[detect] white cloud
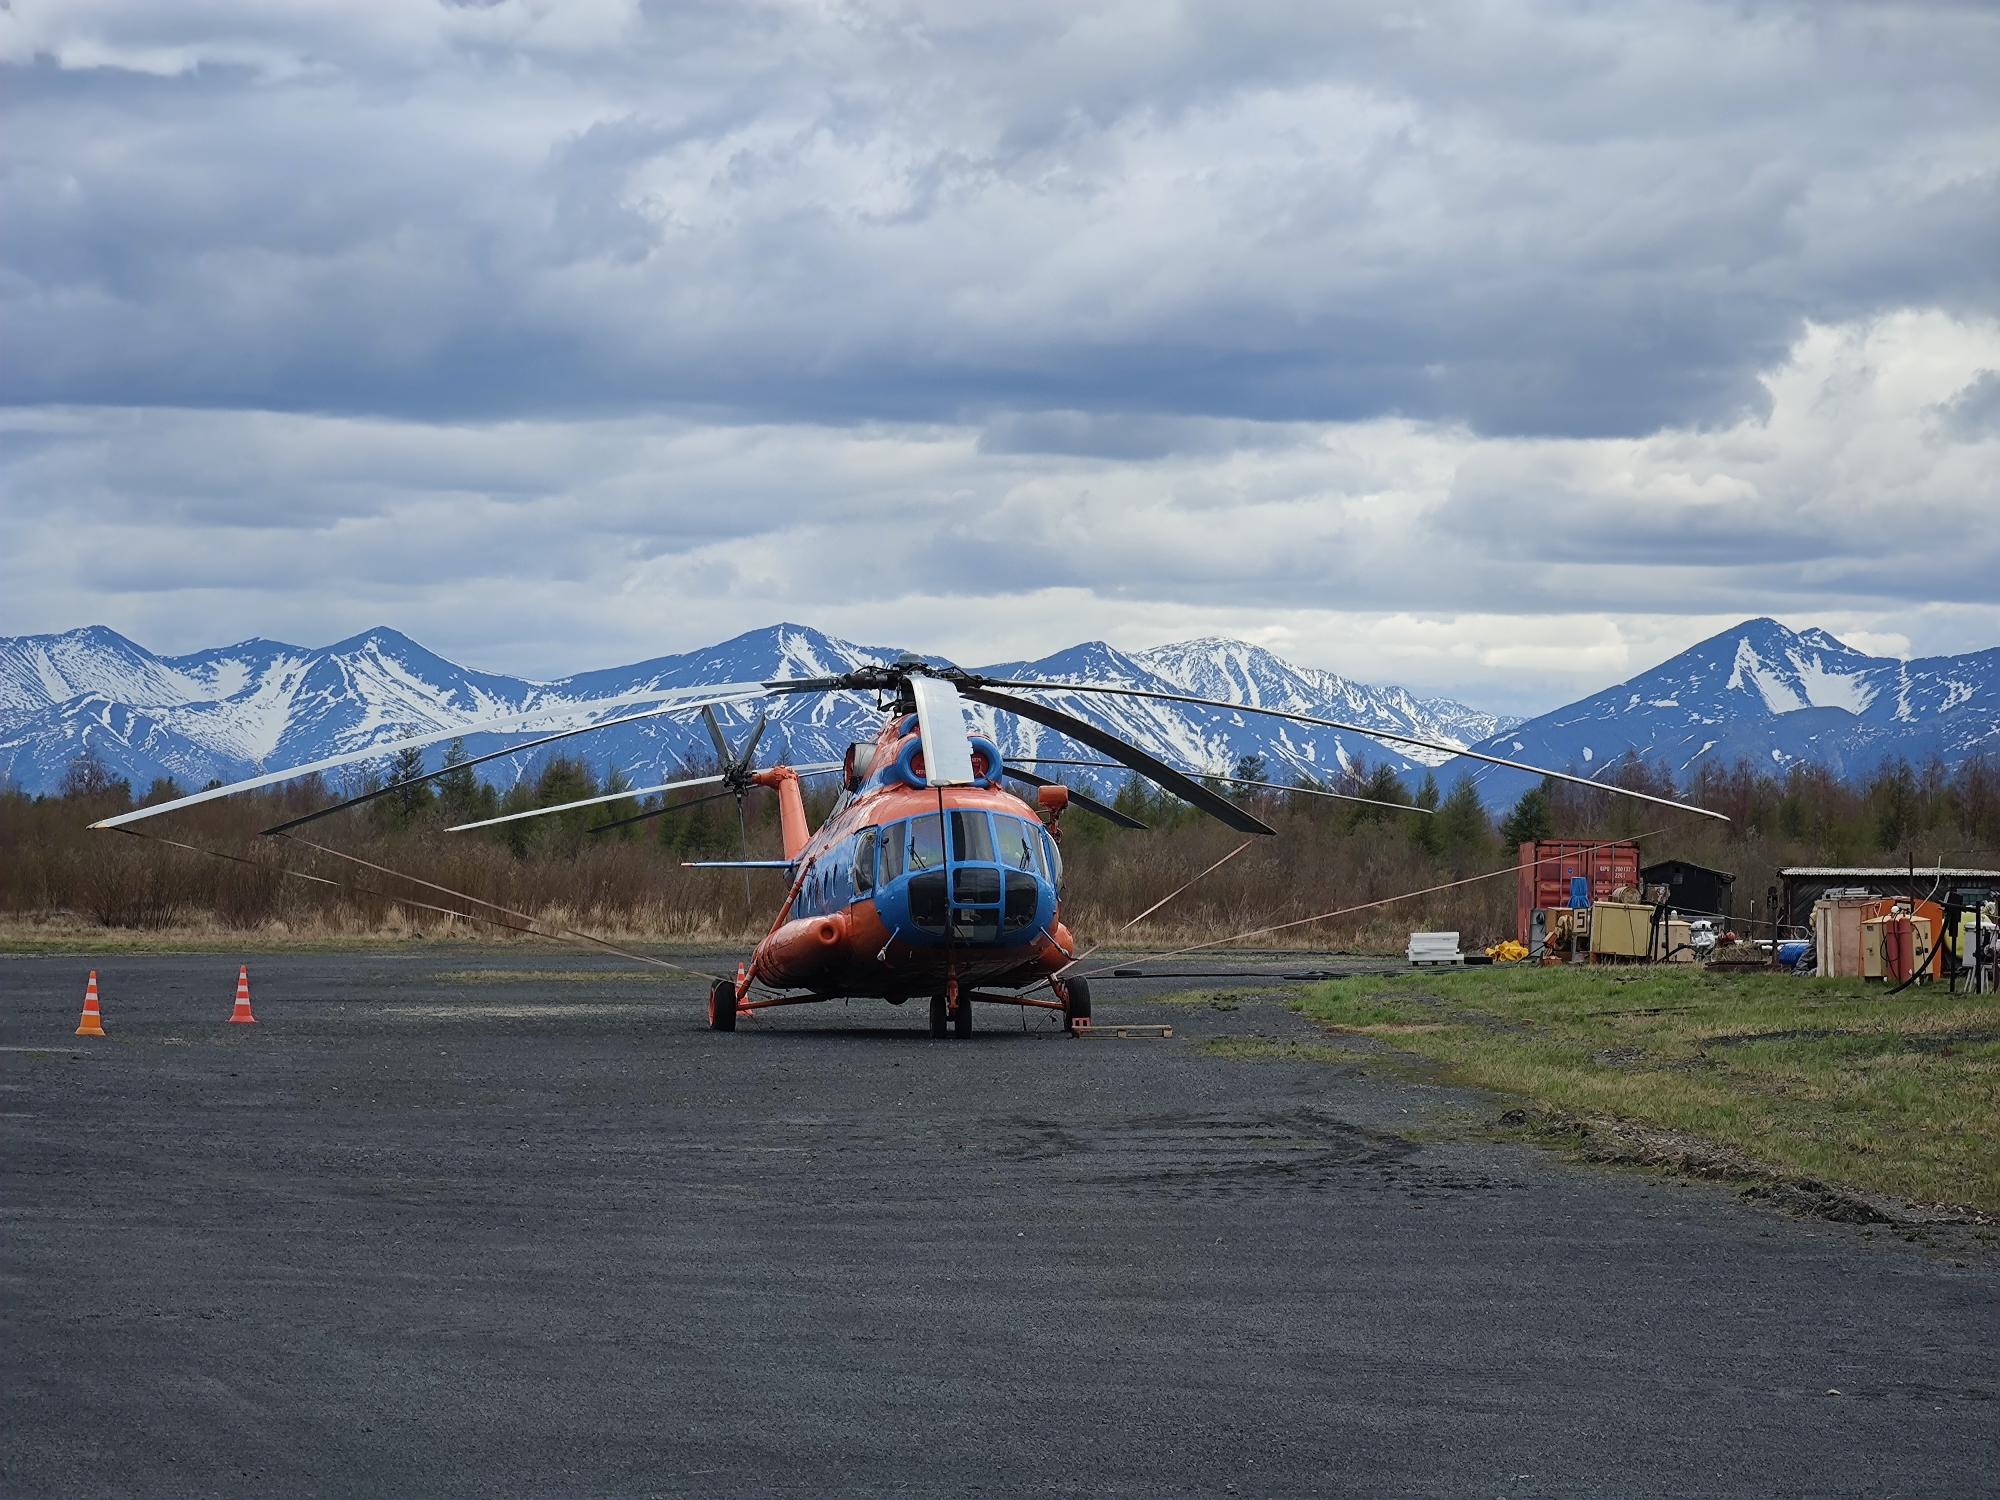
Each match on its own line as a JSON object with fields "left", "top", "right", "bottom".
{"left": 4, "top": 3, "right": 1997, "bottom": 712}
{"left": 8, "top": 311, "right": 1997, "bottom": 711}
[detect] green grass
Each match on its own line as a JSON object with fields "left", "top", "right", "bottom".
{"left": 1293, "top": 967, "right": 2000, "bottom": 1213}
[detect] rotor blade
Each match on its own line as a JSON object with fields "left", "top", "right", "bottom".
{"left": 446, "top": 773, "right": 729, "bottom": 833}
{"left": 701, "top": 704, "right": 734, "bottom": 767}
{"left": 986, "top": 680, "right": 1728, "bottom": 823}
{"left": 681, "top": 859, "right": 795, "bottom": 871}
{"left": 586, "top": 764, "right": 842, "bottom": 836}
{"left": 1220, "top": 773, "right": 1431, "bottom": 814}
{"left": 908, "top": 675, "right": 978, "bottom": 786}
{"left": 738, "top": 710, "right": 769, "bottom": 768}
{"left": 588, "top": 785, "right": 740, "bottom": 835}
{"left": 1001, "top": 766, "right": 1148, "bottom": 830}
{"left": 958, "top": 684, "right": 1275, "bottom": 835}
{"left": 1012, "top": 758, "right": 1432, "bottom": 815}
{"left": 88, "top": 681, "right": 783, "bottom": 832}
{"left": 249, "top": 689, "right": 779, "bottom": 837}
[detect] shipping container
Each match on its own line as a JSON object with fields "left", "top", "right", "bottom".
{"left": 1517, "top": 839, "right": 1642, "bottom": 948}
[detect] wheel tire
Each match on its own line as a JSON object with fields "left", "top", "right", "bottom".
{"left": 708, "top": 978, "right": 738, "bottom": 1032}
{"left": 928, "top": 994, "right": 948, "bottom": 1038}
{"left": 952, "top": 991, "right": 973, "bottom": 1038}
{"left": 1063, "top": 977, "right": 1093, "bottom": 1034}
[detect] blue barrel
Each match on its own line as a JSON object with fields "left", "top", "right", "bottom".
{"left": 1776, "top": 940, "right": 1809, "bottom": 967}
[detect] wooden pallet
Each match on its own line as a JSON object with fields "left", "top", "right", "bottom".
{"left": 1071, "top": 1020, "right": 1174, "bottom": 1039}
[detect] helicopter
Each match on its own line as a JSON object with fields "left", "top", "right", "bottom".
{"left": 94, "top": 655, "right": 1724, "bottom": 1037}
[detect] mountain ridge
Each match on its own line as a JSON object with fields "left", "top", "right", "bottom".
{"left": 1439, "top": 617, "right": 2000, "bottom": 805}
{"left": 0, "top": 623, "right": 1512, "bottom": 798}
{"left": 4, "top": 618, "right": 1994, "bottom": 806}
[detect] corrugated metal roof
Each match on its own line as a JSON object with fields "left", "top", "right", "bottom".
{"left": 1779, "top": 867, "right": 2000, "bottom": 878}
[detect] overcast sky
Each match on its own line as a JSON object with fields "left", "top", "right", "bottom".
{"left": 3, "top": 0, "right": 1996, "bottom": 713}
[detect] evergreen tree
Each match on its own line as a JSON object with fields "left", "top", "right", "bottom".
{"left": 1499, "top": 785, "right": 1554, "bottom": 849}
{"left": 1412, "top": 770, "right": 1442, "bottom": 854}
{"left": 1110, "top": 773, "right": 1151, "bottom": 824}
{"left": 598, "top": 765, "right": 640, "bottom": 841}
{"left": 1434, "top": 779, "right": 1494, "bottom": 861}
{"left": 529, "top": 757, "right": 598, "bottom": 852}
{"left": 375, "top": 745, "right": 432, "bottom": 830}
{"left": 493, "top": 779, "right": 538, "bottom": 857}
{"left": 437, "top": 738, "right": 481, "bottom": 825}
{"left": 1351, "top": 762, "right": 1410, "bottom": 826}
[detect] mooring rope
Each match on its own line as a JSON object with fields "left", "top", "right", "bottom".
{"left": 107, "top": 826, "right": 720, "bottom": 981}
{"left": 274, "top": 833, "right": 720, "bottom": 979}
{"left": 1029, "top": 838, "right": 1255, "bottom": 993}
{"left": 1066, "top": 830, "right": 1665, "bottom": 980}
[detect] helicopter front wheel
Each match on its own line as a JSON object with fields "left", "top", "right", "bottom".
{"left": 1061, "top": 977, "right": 1092, "bottom": 1034}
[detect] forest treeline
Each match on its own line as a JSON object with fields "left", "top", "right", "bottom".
{"left": 4, "top": 742, "right": 1997, "bottom": 949}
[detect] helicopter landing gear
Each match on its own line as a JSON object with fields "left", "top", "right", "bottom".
{"left": 931, "top": 976, "right": 972, "bottom": 1038}
{"left": 707, "top": 977, "right": 737, "bottom": 1032}
{"left": 1059, "top": 976, "right": 1092, "bottom": 1034}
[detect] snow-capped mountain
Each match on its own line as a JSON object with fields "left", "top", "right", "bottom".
{"left": 1133, "top": 638, "right": 1515, "bottom": 762}
{"left": 15, "top": 616, "right": 1985, "bottom": 813}
{"left": 1440, "top": 617, "right": 2000, "bottom": 807}
{"left": 0, "top": 622, "right": 1513, "bottom": 798}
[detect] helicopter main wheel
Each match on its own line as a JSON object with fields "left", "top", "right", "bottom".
{"left": 928, "top": 994, "right": 948, "bottom": 1038}
{"left": 952, "top": 990, "right": 973, "bottom": 1038}
{"left": 1062, "top": 977, "right": 1092, "bottom": 1034}
{"left": 708, "top": 978, "right": 738, "bottom": 1033}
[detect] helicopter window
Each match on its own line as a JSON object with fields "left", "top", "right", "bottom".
{"left": 854, "top": 829, "right": 877, "bottom": 895}
{"left": 1042, "top": 827, "right": 1063, "bottom": 888}
{"left": 948, "top": 811, "right": 994, "bottom": 864}
{"left": 907, "top": 814, "right": 944, "bottom": 872}
{"left": 992, "top": 816, "right": 1039, "bottom": 873}
{"left": 879, "top": 822, "right": 905, "bottom": 884}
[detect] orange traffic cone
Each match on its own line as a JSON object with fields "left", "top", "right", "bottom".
{"left": 75, "top": 970, "right": 106, "bottom": 1037}
{"left": 228, "top": 964, "right": 257, "bottom": 1025}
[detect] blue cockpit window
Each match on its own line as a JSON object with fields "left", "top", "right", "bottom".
{"left": 907, "top": 814, "right": 944, "bottom": 872}
{"left": 993, "top": 816, "right": 1040, "bottom": 873}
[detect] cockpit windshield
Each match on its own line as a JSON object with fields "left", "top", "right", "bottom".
{"left": 992, "top": 816, "right": 1040, "bottom": 873}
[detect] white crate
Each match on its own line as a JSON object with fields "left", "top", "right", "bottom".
{"left": 1407, "top": 931, "right": 1464, "bottom": 965}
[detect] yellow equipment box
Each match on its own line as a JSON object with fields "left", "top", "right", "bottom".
{"left": 1591, "top": 901, "right": 1658, "bottom": 959}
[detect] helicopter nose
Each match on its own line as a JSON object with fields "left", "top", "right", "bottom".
{"left": 892, "top": 866, "right": 1049, "bottom": 945}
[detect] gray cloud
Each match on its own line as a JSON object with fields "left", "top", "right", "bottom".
{"left": 3, "top": 2, "right": 1997, "bottom": 436}
{"left": 1942, "top": 370, "right": 2000, "bottom": 438}
{"left": 3, "top": 1, "right": 1999, "bottom": 712}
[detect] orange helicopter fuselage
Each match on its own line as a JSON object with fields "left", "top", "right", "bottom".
{"left": 737, "top": 710, "right": 1074, "bottom": 1001}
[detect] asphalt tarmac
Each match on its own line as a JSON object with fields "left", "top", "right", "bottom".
{"left": 3, "top": 949, "right": 1994, "bottom": 1498}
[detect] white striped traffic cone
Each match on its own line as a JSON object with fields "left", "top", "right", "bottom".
{"left": 228, "top": 964, "right": 257, "bottom": 1025}
{"left": 75, "top": 971, "right": 106, "bottom": 1037}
